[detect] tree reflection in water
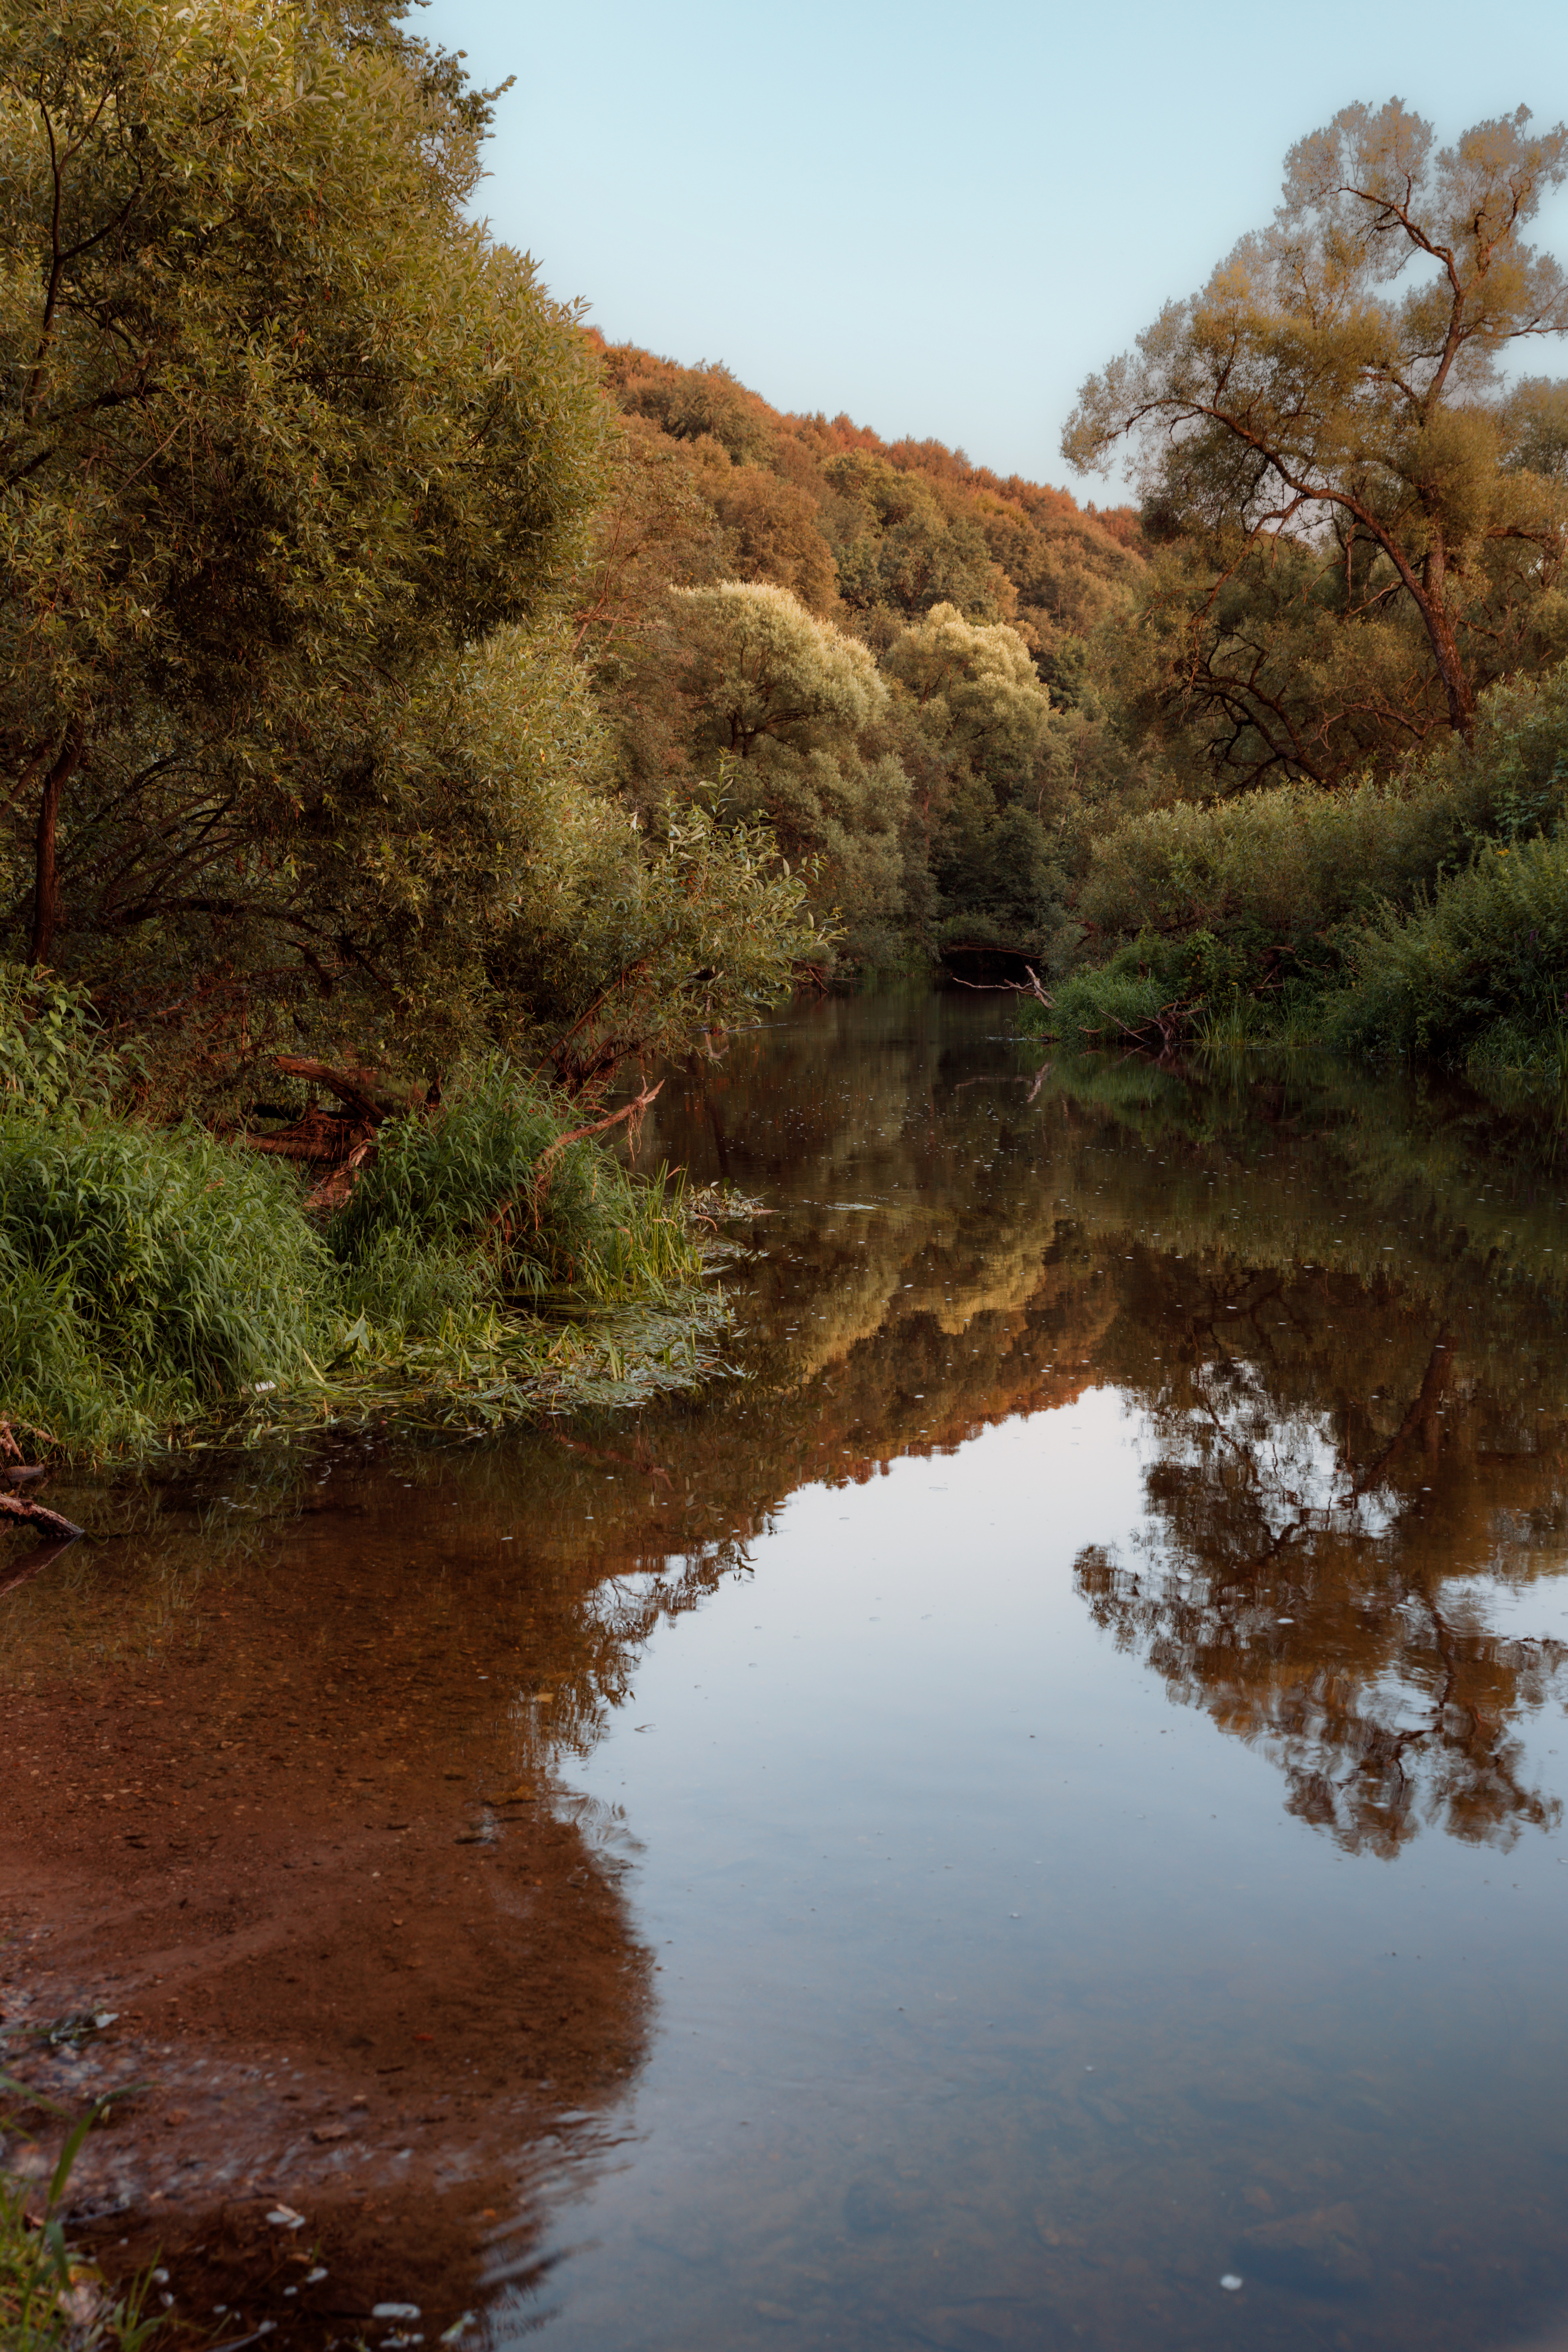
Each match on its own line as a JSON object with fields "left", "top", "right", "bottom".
{"left": 632, "top": 992, "right": 1568, "bottom": 1863}
{"left": 1074, "top": 1249, "right": 1568, "bottom": 1855}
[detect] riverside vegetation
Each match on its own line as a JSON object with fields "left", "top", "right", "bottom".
{"left": 1, "top": 6, "right": 1566, "bottom": 1475}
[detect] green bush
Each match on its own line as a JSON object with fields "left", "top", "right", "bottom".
{"left": 0, "top": 968, "right": 116, "bottom": 1113}
{"left": 1080, "top": 660, "right": 1568, "bottom": 953}
{"left": 1330, "top": 831, "right": 1568, "bottom": 1064}
{"left": 327, "top": 1064, "right": 700, "bottom": 1312}
{"left": 1045, "top": 660, "right": 1568, "bottom": 1065}
{"left": 0, "top": 1062, "right": 713, "bottom": 1461}
{"left": 1042, "top": 946, "right": 1185, "bottom": 1047}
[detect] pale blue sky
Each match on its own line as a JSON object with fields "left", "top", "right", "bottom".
{"left": 414, "top": 0, "right": 1568, "bottom": 494}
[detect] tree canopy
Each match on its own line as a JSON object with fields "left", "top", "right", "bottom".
{"left": 1065, "top": 101, "right": 1568, "bottom": 783}
{"left": 0, "top": 0, "right": 817, "bottom": 1095}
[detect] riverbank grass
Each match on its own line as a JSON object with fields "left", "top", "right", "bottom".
{"left": 0, "top": 2079, "right": 160, "bottom": 2352}
{"left": 0, "top": 1065, "right": 723, "bottom": 1463}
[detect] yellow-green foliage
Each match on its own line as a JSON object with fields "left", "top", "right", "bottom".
{"left": 1082, "top": 660, "right": 1568, "bottom": 947}
{"left": 885, "top": 603, "right": 1052, "bottom": 788}
{"left": 1335, "top": 829, "right": 1568, "bottom": 1064}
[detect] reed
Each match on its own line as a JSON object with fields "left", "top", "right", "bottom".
{"left": 0, "top": 1065, "right": 720, "bottom": 1465}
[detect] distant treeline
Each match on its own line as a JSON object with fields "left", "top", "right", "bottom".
{"left": 565, "top": 334, "right": 1157, "bottom": 971}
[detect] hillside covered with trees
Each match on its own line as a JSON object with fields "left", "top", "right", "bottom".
{"left": 565, "top": 337, "right": 1153, "bottom": 968}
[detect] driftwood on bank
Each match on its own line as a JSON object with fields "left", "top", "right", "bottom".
{"left": 239, "top": 1057, "right": 440, "bottom": 1208}
{"left": 0, "top": 1488, "right": 84, "bottom": 1543}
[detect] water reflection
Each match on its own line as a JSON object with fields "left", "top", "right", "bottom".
{"left": 627, "top": 997, "right": 1568, "bottom": 1860}
{"left": 4, "top": 987, "right": 1568, "bottom": 2351}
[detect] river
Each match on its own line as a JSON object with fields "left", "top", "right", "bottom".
{"left": 3, "top": 985, "right": 1567, "bottom": 2352}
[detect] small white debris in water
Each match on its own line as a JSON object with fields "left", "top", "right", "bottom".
{"left": 373, "top": 2305, "right": 421, "bottom": 2322}
{"left": 93, "top": 2011, "right": 117, "bottom": 2028}
{"left": 1220, "top": 2274, "right": 1243, "bottom": 2291}
{"left": 440, "top": 2316, "right": 477, "bottom": 2344}
{"left": 266, "top": 2206, "right": 306, "bottom": 2229}
{"left": 1277, "top": 1616, "right": 1295, "bottom": 1624}
{"left": 306, "top": 2269, "right": 328, "bottom": 2285}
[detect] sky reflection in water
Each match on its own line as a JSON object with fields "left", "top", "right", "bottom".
{"left": 510, "top": 988, "right": 1568, "bottom": 2352}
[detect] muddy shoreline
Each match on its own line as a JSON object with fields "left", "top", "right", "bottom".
{"left": 0, "top": 1460, "right": 657, "bottom": 2346}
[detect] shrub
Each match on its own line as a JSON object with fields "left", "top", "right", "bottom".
{"left": 1330, "top": 831, "right": 1568, "bottom": 1063}
{"left": 327, "top": 1064, "right": 701, "bottom": 1311}
{"left": 0, "top": 1065, "right": 713, "bottom": 1460}
{"left": 0, "top": 968, "right": 116, "bottom": 1113}
{"left": 1080, "top": 660, "right": 1568, "bottom": 951}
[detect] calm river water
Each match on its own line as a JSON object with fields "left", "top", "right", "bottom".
{"left": 5, "top": 986, "right": 1568, "bottom": 2352}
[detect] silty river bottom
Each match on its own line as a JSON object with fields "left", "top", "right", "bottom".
{"left": 3, "top": 986, "right": 1568, "bottom": 2352}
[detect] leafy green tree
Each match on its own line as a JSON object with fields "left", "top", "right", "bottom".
{"left": 1065, "top": 100, "right": 1568, "bottom": 775}
{"left": 667, "top": 582, "right": 906, "bottom": 952}
{"left": 880, "top": 603, "right": 1066, "bottom": 949}
{"left": 497, "top": 786, "right": 822, "bottom": 1092}
{"left": 824, "top": 454, "right": 1010, "bottom": 637}
{"left": 673, "top": 581, "right": 887, "bottom": 761}
{"left": 0, "top": 0, "right": 603, "bottom": 1023}
{"left": 884, "top": 602, "right": 1053, "bottom": 798}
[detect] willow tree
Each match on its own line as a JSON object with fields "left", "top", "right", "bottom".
{"left": 668, "top": 581, "right": 908, "bottom": 953}
{"left": 1065, "top": 102, "right": 1568, "bottom": 781}
{"left": 0, "top": 0, "right": 603, "bottom": 1052}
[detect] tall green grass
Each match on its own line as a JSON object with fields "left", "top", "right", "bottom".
{"left": 329, "top": 1064, "right": 701, "bottom": 1315}
{"left": 0, "top": 1055, "right": 717, "bottom": 1464}
{"left": 0, "top": 1110, "right": 331, "bottom": 1455}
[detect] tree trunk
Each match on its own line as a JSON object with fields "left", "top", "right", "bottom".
{"left": 1418, "top": 543, "right": 1475, "bottom": 738}
{"left": 29, "top": 720, "right": 85, "bottom": 966}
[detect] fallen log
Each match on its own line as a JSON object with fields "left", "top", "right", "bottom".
{"left": 239, "top": 1058, "right": 435, "bottom": 1176}
{"left": 0, "top": 1489, "right": 84, "bottom": 1543}
{"left": 240, "top": 1104, "right": 373, "bottom": 1166}
{"left": 271, "top": 1057, "right": 431, "bottom": 1126}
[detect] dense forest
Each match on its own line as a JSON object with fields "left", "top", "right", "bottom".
{"left": 563, "top": 335, "right": 1153, "bottom": 973}
{"left": 1, "top": 0, "right": 1566, "bottom": 1458}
